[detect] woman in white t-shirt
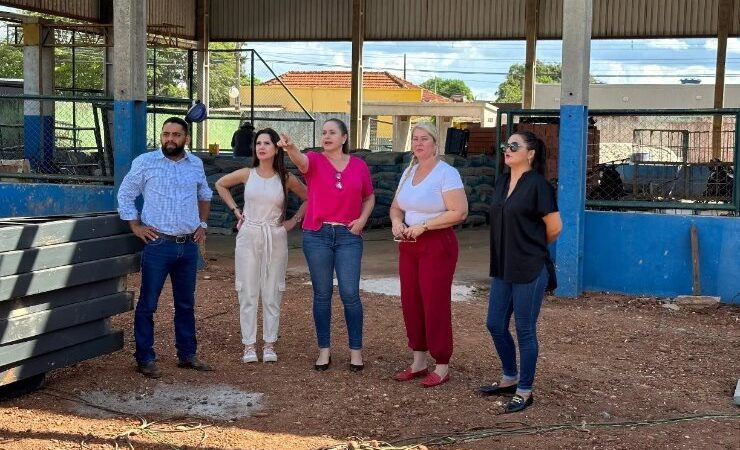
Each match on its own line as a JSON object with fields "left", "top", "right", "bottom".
{"left": 389, "top": 122, "right": 468, "bottom": 388}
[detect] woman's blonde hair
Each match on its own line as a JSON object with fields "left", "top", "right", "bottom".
{"left": 397, "top": 122, "right": 440, "bottom": 190}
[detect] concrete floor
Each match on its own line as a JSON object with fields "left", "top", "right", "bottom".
{"left": 206, "top": 227, "right": 491, "bottom": 286}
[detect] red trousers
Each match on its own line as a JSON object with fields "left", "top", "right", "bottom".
{"left": 398, "top": 227, "right": 458, "bottom": 364}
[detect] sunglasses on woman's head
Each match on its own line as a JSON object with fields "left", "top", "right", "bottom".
{"left": 500, "top": 142, "right": 522, "bottom": 152}
{"left": 335, "top": 172, "right": 343, "bottom": 190}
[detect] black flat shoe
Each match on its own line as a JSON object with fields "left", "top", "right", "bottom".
{"left": 314, "top": 356, "right": 331, "bottom": 371}
{"left": 479, "top": 382, "right": 517, "bottom": 396}
{"left": 349, "top": 363, "right": 364, "bottom": 372}
{"left": 504, "top": 394, "right": 533, "bottom": 413}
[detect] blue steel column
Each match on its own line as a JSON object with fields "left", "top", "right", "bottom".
{"left": 555, "top": 0, "right": 592, "bottom": 297}
{"left": 113, "top": 0, "right": 147, "bottom": 191}
{"left": 22, "top": 19, "right": 54, "bottom": 172}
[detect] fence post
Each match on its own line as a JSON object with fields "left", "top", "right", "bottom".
{"left": 735, "top": 112, "right": 740, "bottom": 214}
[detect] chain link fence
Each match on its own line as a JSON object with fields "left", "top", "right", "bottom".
{"left": 0, "top": 95, "right": 114, "bottom": 183}
{"left": 497, "top": 109, "right": 738, "bottom": 215}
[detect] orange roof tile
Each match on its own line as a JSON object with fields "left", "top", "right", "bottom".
{"left": 263, "top": 70, "right": 452, "bottom": 103}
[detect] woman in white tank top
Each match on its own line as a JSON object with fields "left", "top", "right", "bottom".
{"left": 215, "top": 128, "right": 307, "bottom": 363}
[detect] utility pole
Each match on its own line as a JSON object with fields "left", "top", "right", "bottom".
{"left": 235, "top": 43, "right": 241, "bottom": 112}
{"left": 403, "top": 53, "right": 406, "bottom": 79}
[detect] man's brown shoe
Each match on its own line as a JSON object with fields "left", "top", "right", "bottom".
{"left": 177, "top": 356, "right": 213, "bottom": 371}
{"left": 137, "top": 361, "right": 162, "bottom": 378}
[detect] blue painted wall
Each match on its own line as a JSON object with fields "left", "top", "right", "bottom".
{"left": 0, "top": 183, "right": 114, "bottom": 218}
{"left": 23, "top": 115, "right": 54, "bottom": 171}
{"left": 584, "top": 211, "right": 740, "bottom": 304}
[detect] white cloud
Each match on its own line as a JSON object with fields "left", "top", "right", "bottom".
{"left": 645, "top": 39, "right": 690, "bottom": 51}
{"left": 704, "top": 38, "right": 740, "bottom": 54}
{"left": 599, "top": 62, "right": 719, "bottom": 84}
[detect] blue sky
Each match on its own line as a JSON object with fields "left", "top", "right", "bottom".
{"left": 248, "top": 38, "right": 740, "bottom": 101}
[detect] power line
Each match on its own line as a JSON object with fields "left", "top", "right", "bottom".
{"left": 266, "top": 58, "right": 740, "bottom": 78}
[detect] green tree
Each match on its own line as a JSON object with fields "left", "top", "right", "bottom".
{"left": 420, "top": 77, "right": 474, "bottom": 101}
{"left": 496, "top": 61, "right": 601, "bottom": 103}
{"left": 0, "top": 43, "right": 23, "bottom": 78}
{"left": 55, "top": 47, "right": 105, "bottom": 92}
{"left": 208, "top": 43, "right": 261, "bottom": 108}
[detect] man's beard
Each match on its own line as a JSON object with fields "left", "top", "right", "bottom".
{"left": 163, "top": 144, "right": 186, "bottom": 157}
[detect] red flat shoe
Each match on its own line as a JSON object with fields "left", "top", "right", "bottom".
{"left": 421, "top": 372, "right": 450, "bottom": 388}
{"left": 393, "top": 367, "right": 429, "bottom": 382}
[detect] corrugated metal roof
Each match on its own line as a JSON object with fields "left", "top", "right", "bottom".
{"left": 0, "top": 0, "right": 736, "bottom": 41}
{"left": 148, "top": 0, "right": 196, "bottom": 40}
{"left": 210, "top": 0, "right": 739, "bottom": 41}
{"left": 0, "top": 0, "right": 99, "bottom": 21}
{"left": 209, "top": 0, "right": 351, "bottom": 41}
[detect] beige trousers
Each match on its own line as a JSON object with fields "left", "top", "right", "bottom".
{"left": 234, "top": 221, "right": 288, "bottom": 345}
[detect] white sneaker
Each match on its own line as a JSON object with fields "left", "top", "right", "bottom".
{"left": 241, "top": 347, "right": 258, "bottom": 363}
{"left": 262, "top": 347, "right": 278, "bottom": 363}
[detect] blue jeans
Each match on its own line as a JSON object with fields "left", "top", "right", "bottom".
{"left": 134, "top": 238, "right": 199, "bottom": 364}
{"left": 486, "top": 266, "right": 549, "bottom": 392}
{"left": 302, "top": 225, "right": 364, "bottom": 350}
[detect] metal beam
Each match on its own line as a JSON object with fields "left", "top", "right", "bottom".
{"left": 0, "top": 278, "right": 126, "bottom": 319}
{"left": 0, "top": 235, "right": 141, "bottom": 277}
{"left": 0, "top": 292, "right": 132, "bottom": 345}
{"left": 0, "top": 332, "right": 123, "bottom": 386}
{"left": 711, "top": 0, "right": 732, "bottom": 159}
{"left": 0, "top": 320, "right": 112, "bottom": 367}
{"left": 350, "top": 0, "right": 365, "bottom": 150}
{"left": 0, "top": 254, "right": 140, "bottom": 302}
{"left": 0, "top": 214, "right": 131, "bottom": 253}
{"left": 523, "top": 0, "right": 539, "bottom": 109}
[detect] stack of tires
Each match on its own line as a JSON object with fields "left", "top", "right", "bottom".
{"left": 197, "top": 151, "right": 498, "bottom": 233}
{"left": 363, "top": 151, "right": 406, "bottom": 228}
{"left": 283, "top": 154, "right": 306, "bottom": 220}
{"left": 449, "top": 154, "right": 496, "bottom": 227}
{"left": 201, "top": 155, "right": 251, "bottom": 235}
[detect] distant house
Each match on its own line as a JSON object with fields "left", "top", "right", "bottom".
{"left": 242, "top": 71, "right": 451, "bottom": 142}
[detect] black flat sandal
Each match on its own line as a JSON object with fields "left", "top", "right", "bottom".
{"left": 479, "top": 382, "right": 517, "bottom": 396}
{"left": 504, "top": 394, "right": 533, "bottom": 413}
{"left": 314, "top": 356, "right": 331, "bottom": 371}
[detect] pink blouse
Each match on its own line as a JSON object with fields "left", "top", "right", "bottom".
{"left": 302, "top": 151, "right": 374, "bottom": 231}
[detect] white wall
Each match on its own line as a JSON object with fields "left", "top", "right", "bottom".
{"left": 534, "top": 84, "right": 740, "bottom": 109}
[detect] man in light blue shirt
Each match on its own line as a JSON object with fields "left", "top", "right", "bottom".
{"left": 118, "top": 117, "right": 213, "bottom": 378}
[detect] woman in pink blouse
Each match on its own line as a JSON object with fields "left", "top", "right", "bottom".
{"left": 279, "top": 119, "right": 375, "bottom": 372}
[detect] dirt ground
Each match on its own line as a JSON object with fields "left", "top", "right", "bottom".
{"left": 1, "top": 229, "right": 739, "bottom": 450}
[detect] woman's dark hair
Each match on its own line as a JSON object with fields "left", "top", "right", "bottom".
{"left": 325, "top": 118, "right": 350, "bottom": 154}
{"left": 512, "top": 130, "right": 546, "bottom": 175}
{"left": 251, "top": 128, "right": 289, "bottom": 220}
